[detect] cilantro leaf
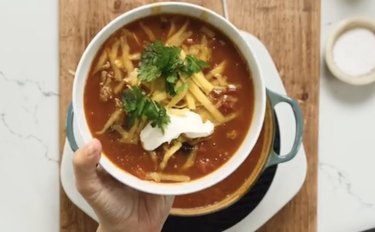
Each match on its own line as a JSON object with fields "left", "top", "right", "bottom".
{"left": 138, "top": 65, "right": 161, "bottom": 82}
{"left": 122, "top": 87, "right": 142, "bottom": 129}
{"left": 137, "top": 41, "right": 210, "bottom": 96}
{"left": 138, "top": 40, "right": 181, "bottom": 82}
{"left": 123, "top": 86, "right": 141, "bottom": 112}
{"left": 122, "top": 87, "right": 170, "bottom": 132}
{"left": 143, "top": 100, "right": 169, "bottom": 130}
{"left": 182, "top": 55, "right": 209, "bottom": 76}
{"left": 175, "top": 82, "right": 188, "bottom": 94}
{"left": 165, "top": 73, "right": 178, "bottom": 95}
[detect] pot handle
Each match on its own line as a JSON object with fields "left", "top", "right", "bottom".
{"left": 66, "top": 103, "right": 79, "bottom": 152}
{"left": 265, "top": 89, "right": 304, "bottom": 168}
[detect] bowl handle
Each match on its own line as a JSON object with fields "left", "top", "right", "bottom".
{"left": 66, "top": 103, "right": 79, "bottom": 152}
{"left": 265, "top": 89, "right": 304, "bottom": 168}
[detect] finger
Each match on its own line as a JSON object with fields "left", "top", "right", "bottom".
{"left": 73, "top": 138, "right": 103, "bottom": 199}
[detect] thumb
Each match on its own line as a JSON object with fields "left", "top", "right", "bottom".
{"left": 73, "top": 138, "right": 103, "bottom": 200}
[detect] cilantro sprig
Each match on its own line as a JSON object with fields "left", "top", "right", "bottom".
{"left": 138, "top": 41, "right": 209, "bottom": 96}
{"left": 182, "top": 54, "right": 210, "bottom": 76}
{"left": 122, "top": 87, "right": 170, "bottom": 132}
{"left": 122, "top": 41, "right": 208, "bottom": 133}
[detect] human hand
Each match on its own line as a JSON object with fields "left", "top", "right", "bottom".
{"left": 73, "top": 139, "right": 174, "bottom": 232}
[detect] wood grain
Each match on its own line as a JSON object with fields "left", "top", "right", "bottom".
{"left": 228, "top": 0, "right": 320, "bottom": 231}
{"left": 59, "top": 0, "right": 319, "bottom": 231}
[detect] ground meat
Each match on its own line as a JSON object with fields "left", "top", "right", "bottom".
{"left": 100, "top": 85, "right": 113, "bottom": 101}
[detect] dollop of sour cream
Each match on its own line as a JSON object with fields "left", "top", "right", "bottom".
{"left": 140, "top": 109, "right": 214, "bottom": 151}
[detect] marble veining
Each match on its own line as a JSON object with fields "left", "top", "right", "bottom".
{"left": 319, "top": 1, "right": 375, "bottom": 231}
{"left": 0, "top": 112, "right": 58, "bottom": 163}
{"left": 0, "top": 67, "right": 59, "bottom": 231}
{"left": 0, "top": 70, "right": 59, "bottom": 163}
{"left": 0, "top": 70, "right": 59, "bottom": 97}
{"left": 319, "top": 162, "right": 375, "bottom": 208}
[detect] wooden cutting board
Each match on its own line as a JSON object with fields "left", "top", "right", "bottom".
{"left": 59, "top": 0, "right": 320, "bottom": 231}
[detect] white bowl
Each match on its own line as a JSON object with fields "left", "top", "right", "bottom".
{"left": 325, "top": 17, "right": 375, "bottom": 85}
{"left": 72, "top": 2, "right": 266, "bottom": 195}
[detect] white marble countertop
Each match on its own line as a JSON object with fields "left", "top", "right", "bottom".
{"left": 319, "top": 1, "right": 375, "bottom": 232}
{"left": 0, "top": 1, "right": 59, "bottom": 231}
{"left": 1, "top": 0, "right": 375, "bottom": 231}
